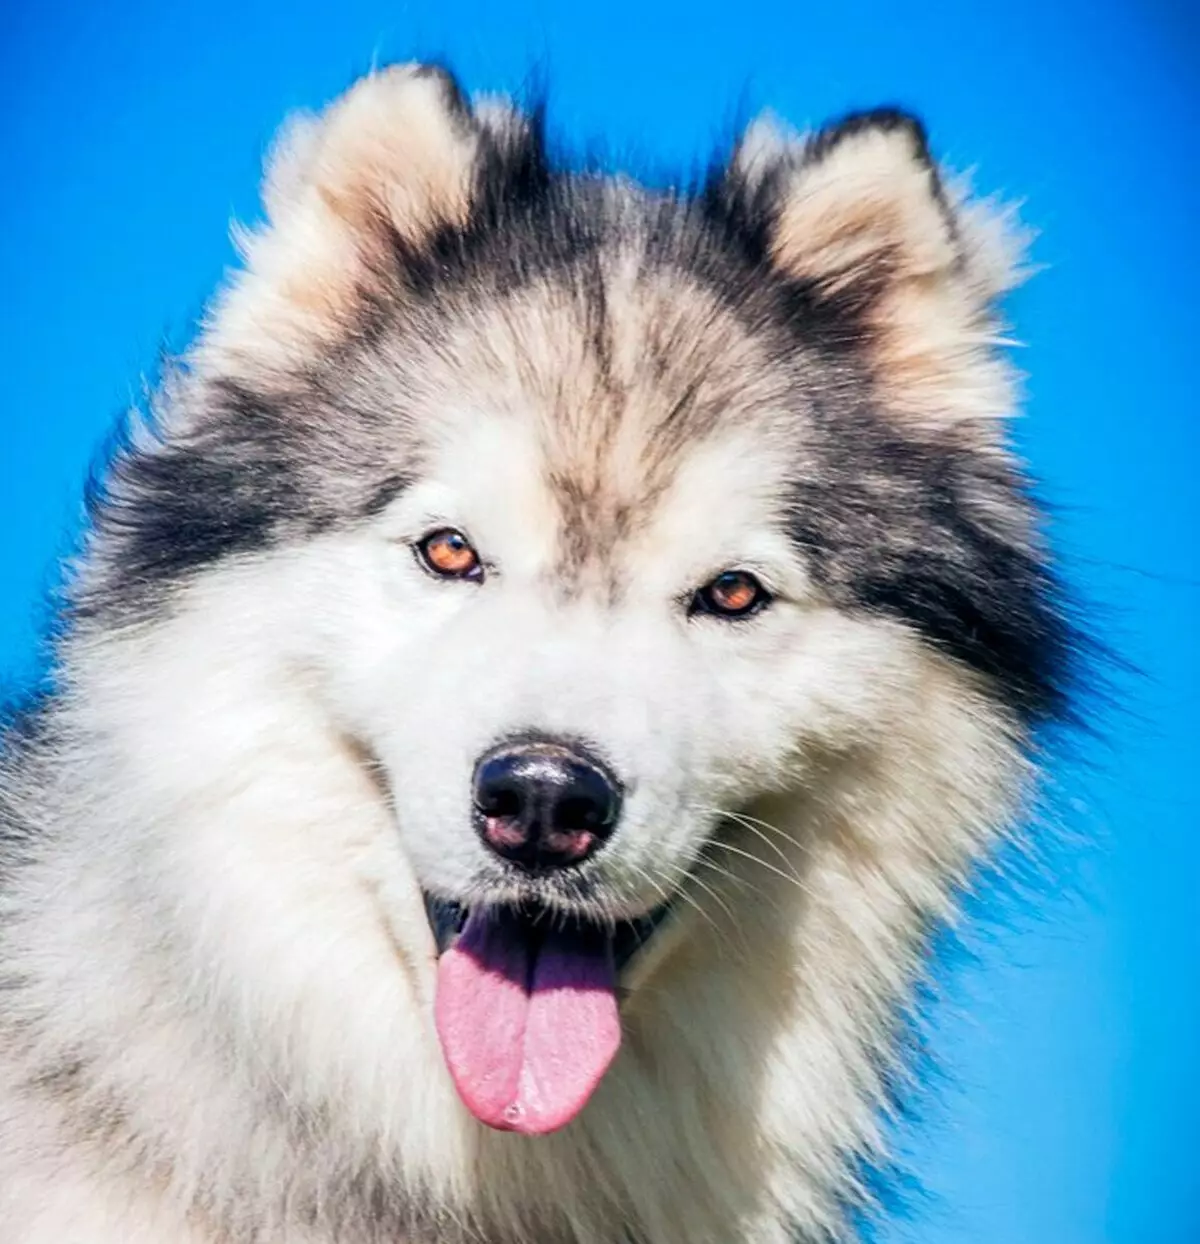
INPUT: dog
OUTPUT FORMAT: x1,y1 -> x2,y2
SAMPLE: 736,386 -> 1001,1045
0,64 -> 1075,1243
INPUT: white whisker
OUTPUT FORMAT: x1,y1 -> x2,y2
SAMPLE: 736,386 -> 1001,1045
705,837 -> 821,902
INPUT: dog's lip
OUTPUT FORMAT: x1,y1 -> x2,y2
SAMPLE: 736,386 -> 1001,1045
421,892 -> 675,982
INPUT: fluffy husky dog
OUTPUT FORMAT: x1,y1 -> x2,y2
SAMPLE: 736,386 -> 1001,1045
0,65 -> 1073,1243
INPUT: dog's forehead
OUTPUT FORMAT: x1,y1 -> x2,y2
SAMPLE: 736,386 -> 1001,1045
417,262 -> 801,583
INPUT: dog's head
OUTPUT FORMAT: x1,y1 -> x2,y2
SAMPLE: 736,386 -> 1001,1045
75,67 -> 1070,1140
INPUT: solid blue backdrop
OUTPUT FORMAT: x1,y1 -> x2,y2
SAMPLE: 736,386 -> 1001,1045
1,2 -> 1196,1240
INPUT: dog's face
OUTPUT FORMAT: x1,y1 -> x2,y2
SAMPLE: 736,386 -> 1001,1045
324,278 -> 853,924
74,67 -> 1069,1143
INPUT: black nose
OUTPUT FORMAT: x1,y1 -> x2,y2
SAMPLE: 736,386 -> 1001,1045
472,738 -> 622,872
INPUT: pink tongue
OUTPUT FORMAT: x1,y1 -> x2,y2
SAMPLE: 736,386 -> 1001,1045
434,909 -> 620,1135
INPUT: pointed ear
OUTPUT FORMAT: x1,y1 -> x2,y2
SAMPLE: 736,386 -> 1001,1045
262,63 -> 479,241
726,110 -> 1028,433
199,64 -> 507,378
738,110 -> 957,295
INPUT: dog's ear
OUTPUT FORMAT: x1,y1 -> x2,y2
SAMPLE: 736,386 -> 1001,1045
732,110 -> 958,297
261,64 -> 479,245
199,64 -> 496,377
722,110 -> 1028,433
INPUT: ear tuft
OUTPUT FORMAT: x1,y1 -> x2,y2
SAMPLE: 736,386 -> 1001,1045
727,108 -> 1029,434
262,63 -> 480,242
769,108 -> 958,297
199,64 -> 486,379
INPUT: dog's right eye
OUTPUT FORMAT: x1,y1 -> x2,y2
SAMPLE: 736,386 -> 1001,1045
689,570 -> 772,619
415,529 -> 484,582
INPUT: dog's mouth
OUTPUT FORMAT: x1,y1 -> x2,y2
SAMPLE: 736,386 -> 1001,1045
423,893 -> 675,1137
423,894 -> 674,972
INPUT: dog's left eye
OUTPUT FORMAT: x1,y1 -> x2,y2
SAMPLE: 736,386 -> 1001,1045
415,528 -> 484,581
690,570 -> 772,619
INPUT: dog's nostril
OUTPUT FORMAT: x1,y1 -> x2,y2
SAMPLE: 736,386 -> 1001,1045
554,793 -> 612,833
478,784 -> 524,821
472,738 -> 622,871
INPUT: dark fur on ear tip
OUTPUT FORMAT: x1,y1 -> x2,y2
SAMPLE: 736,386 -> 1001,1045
801,105 -> 957,253
700,105 -> 940,274
409,62 -> 473,126
804,107 -> 933,169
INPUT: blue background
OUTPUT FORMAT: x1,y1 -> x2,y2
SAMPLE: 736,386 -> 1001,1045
1,2 -> 1196,1240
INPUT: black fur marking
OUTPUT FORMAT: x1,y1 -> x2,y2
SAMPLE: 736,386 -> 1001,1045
81,380 -> 314,606
77,367 -> 417,620
790,404 -> 1074,723
804,107 -> 932,168
385,103 -> 557,300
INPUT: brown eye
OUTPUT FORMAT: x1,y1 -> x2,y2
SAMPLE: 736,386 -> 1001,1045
415,528 -> 483,581
691,570 -> 771,619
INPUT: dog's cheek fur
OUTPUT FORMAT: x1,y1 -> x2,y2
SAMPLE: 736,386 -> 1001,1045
14,562 -> 1025,1244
